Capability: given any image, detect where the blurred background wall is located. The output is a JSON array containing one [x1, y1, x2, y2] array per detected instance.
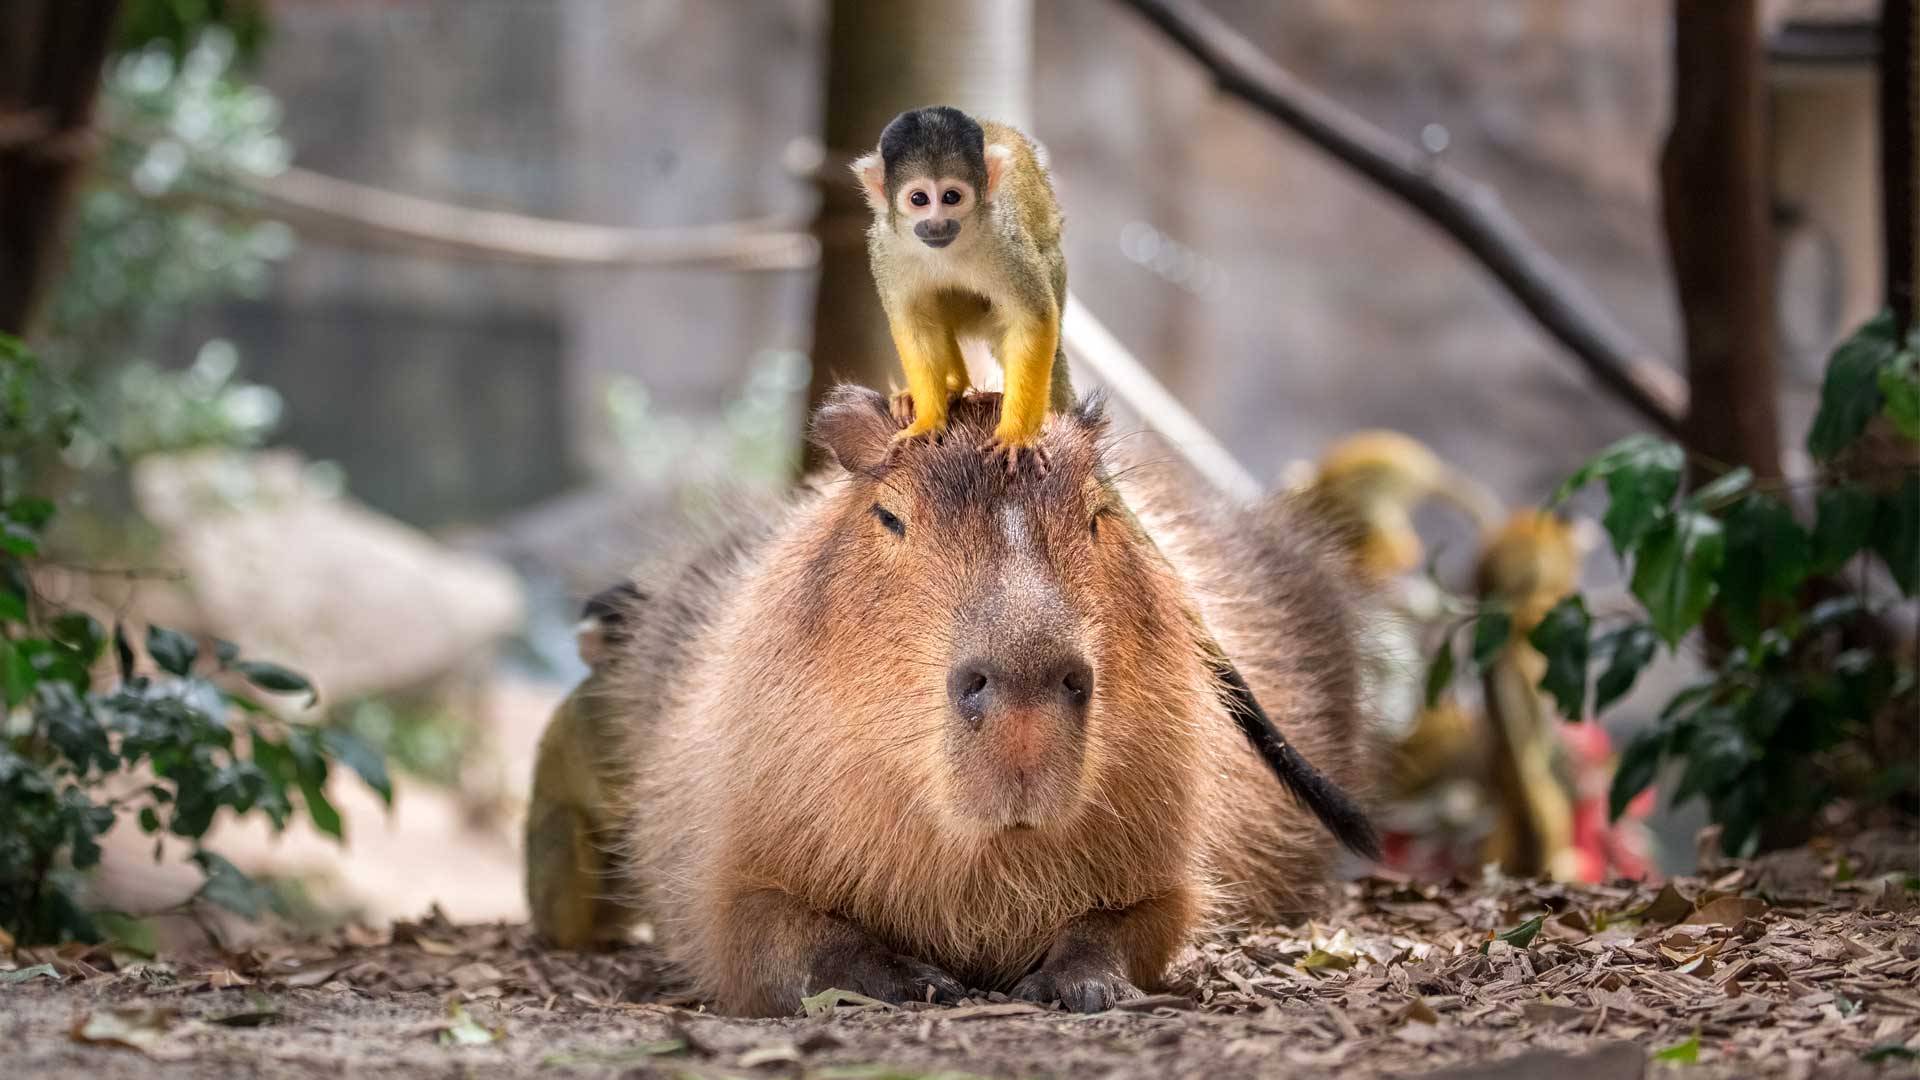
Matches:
[[169, 0, 1873, 561]]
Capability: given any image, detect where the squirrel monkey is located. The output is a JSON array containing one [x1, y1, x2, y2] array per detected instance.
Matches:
[[854, 106, 1072, 475]]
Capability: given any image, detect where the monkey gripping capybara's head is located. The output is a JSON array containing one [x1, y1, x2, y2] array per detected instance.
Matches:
[[808, 385, 1189, 833]]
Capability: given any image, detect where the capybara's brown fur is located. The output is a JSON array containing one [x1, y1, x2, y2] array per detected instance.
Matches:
[[597, 388, 1377, 1016]]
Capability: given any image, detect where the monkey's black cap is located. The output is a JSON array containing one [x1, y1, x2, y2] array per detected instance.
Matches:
[[879, 106, 987, 194]]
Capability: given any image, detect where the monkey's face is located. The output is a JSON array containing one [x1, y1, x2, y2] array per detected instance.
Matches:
[[853, 106, 1004, 253], [806, 387, 1186, 834], [889, 172, 977, 249]]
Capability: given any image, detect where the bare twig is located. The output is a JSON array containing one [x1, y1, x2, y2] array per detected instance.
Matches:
[[1112, 0, 1690, 440], [106, 128, 818, 273]]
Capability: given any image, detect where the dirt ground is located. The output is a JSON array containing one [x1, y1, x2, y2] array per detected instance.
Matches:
[[6, 830, 1918, 1080]]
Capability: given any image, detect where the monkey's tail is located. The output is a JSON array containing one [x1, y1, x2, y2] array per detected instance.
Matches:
[[1210, 657, 1383, 862]]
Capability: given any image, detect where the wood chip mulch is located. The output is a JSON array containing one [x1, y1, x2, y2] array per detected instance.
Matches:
[[4, 829, 1917, 1079]]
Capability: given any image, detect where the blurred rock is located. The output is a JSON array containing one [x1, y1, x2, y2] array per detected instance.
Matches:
[[119, 447, 524, 701]]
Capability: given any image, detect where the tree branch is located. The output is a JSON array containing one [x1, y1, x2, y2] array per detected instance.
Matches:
[[1112, 0, 1690, 441], [106, 128, 818, 273]]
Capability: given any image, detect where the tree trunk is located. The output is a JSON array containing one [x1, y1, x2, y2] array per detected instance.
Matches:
[[1884, 0, 1916, 339], [0, 1, 121, 338], [802, 0, 1033, 467], [1660, 1, 1783, 480]]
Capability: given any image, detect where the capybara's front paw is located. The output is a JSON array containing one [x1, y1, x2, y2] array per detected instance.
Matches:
[[1012, 959, 1143, 1013], [809, 939, 965, 1007]]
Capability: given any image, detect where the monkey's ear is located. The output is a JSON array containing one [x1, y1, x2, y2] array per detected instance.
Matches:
[[984, 143, 1014, 200], [811, 384, 895, 474], [851, 153, 887, 212]]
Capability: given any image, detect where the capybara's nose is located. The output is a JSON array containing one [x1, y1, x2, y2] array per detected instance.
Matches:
[[948, 653, 1094, 729]]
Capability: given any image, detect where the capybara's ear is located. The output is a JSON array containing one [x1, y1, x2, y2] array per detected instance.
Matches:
[[811, 384, 895, 474], [1072, 389, 1111, 436]]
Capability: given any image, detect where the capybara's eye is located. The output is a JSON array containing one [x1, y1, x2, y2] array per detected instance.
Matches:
[[871, 504, 906, 537]]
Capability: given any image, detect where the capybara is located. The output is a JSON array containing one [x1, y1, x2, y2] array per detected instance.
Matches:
[[536, 388, 1378, 1015]]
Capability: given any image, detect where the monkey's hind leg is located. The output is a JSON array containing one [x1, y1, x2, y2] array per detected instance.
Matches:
[[982, 309, 1059, 476], [888, 318, 964, 446]]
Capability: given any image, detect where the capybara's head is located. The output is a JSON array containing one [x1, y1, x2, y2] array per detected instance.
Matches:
[[802, 386, 1193, 834]]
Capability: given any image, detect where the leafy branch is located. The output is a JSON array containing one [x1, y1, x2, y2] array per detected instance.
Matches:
[[1425, 312, 1919, 856], [0, 333, 388, 944]]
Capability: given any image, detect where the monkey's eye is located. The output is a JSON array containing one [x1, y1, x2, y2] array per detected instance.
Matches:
[[909, 191, 930, 208], [871, 504, 906, 537], [941, 188, 962, 206]]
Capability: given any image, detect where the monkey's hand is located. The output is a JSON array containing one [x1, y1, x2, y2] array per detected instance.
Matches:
[[980, 433, 1051, 479]]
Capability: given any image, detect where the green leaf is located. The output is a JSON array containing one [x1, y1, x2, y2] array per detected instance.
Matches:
[[1631, 509, 1724, 646], [1811, 485, 1875, 574], [1870, 475, 1919, 595], [6, 496, 54, 529], [1528, 596, 1591, 718], [190, 850, 265, 919], [51, 612, 106, 663], [0, 963, 60, 984], [1474, 907, 1551, 949], [1552, 433, 1683, 511], [1562, 435, 1688, 556], [1653, 1034, 1701, 1063], [1671, 712, 1754, 805], [1687, 467, 1752, 509], [321, 727, 391, 805], [1592, 623, 1658, 714], [0, 557, 29, 623], [235, 660, 315, 704], [1808, 311, 1898, 460], [145, 625, 197, 677], [299, 771, 342, 841], [1478, 914, 1546, 954], [0, 521, 40, 556], [1716, 495, 1811, 644], [0, 640, 35, 708], [1469, 611, 1511, 671], [1609, 724, 1667, 820], [1864, 1043, 1919, 1064], [1424, 636, 1456, 710], [1879, 350, 1920, 440]]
